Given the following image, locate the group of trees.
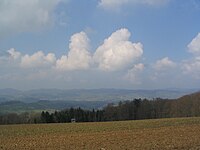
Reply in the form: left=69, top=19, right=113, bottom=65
left=38, top=98, right=174, bottom=123
left=40, top=108, right=104, bottom=123
left=0, top=112, right=40, bottom=124
left=39, top=99, right=148, bottom=123
left=1, top=92, right=200, bottom=124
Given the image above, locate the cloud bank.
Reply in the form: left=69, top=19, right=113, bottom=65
left=2, top=29, right=200, bottom=89
left=0, top=28, right=145, bottom=89
left=2, top=28, right=143, bottom=73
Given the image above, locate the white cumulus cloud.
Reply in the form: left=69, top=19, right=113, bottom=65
left=93, top=28, right=143, bottom=71
left=99, top=0, right=129, bottom=9
left=188, top=33, right=200, bottom=55
left=99, top=0, right=170, bottom=10
left=0, top=0, right=62, bottom=37
left=182, top=33, right=200, bottom=79
left=0, top=48, right=22, bottom=67
left=182, top=57, right=200, bottom=79
left=125, top=63, right=144, bottom=83
left=0, top=28, right=146, bottom=89
left=56, top=32, right=92, bottom=71
left=154, top=57, right=176, bottom=71
left=7, top=48, right=22, bottom=60
left=21, top=51, right=56, bottom=68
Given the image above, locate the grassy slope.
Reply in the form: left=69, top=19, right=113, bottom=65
left=1, top=117, right=200, bottom=150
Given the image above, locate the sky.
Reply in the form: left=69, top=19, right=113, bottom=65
left=0, top=0, right=200, bottom=90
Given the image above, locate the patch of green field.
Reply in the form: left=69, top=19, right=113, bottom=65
left=1, top=117, right=200, bottom=149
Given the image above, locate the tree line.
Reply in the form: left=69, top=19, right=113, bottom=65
left=1, top=94, right=200, bottom=124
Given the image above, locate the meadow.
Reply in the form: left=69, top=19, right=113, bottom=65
left=1, top=117, right=200, bottom=150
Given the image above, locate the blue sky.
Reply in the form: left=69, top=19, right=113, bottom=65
left=0, top=0, right=200, bottom=90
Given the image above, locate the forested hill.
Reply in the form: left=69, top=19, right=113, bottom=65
left=178, top=91, right=200, bottom=101
left=173, top=91, right=200, bottom=117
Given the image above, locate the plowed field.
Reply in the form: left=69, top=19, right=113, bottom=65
left=1, top=117, right=200, bottom=150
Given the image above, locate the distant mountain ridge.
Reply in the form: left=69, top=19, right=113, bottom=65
left=0, top=88, right=22, bottom=95
left=0, top=100, right=108, bottom=114
left=0, top=88, right=197, bottom=103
